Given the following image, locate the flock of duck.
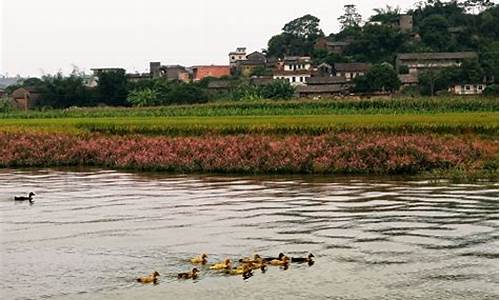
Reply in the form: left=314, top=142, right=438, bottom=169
left=13, top=193, right=315, bottom=284
left=136, top=252, right=315, bottom=284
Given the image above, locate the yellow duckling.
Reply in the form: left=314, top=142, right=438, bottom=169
left=177, top=267, right=200, bottom=279
left=227, top=264, right=252, bottom=276
left=136, top=271, right=160, bottom=284
left=269, top=255, right=290, bottom=266
left=240, top=254, right=262, bottom=264
left=244, top=260, right=267, bottom=273
left=210, top=258, right=232, bottom=270
left=190, top=253, right=208, bottom=265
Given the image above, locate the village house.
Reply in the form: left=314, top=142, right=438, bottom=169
left=333, top=63, right=371, bottom=80
left=228, top=47, right=247, bottom=69
left=395, top=52, right=478, bottom=74
left=273, top=56, right=312, bottom=86
left=297, top=75, right=352, bottom=98
left=236, top=51, right=267, bottom=77
left=192, top=65, right=231, bottom=81
left=398, top=73, right=418, bottom=89
left=11, top=87, right=41, bottom=110
left=449, top=83, right=486, bottom=95
left=159, top=65, right=190, bottom=82
left=314, top=37, right=351, bottom=55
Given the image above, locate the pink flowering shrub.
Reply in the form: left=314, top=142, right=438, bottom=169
left=0, top=132, right=497, bottom=174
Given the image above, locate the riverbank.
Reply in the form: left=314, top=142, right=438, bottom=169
left=0, top=131, right=497, bottom=179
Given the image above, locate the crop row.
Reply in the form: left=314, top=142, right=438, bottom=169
left=1, top=97, right=497, bottom=119
left=0, top=113, right=497, bottom=136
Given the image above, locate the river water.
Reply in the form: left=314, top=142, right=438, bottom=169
left=0, top=169, right=498, bottom=300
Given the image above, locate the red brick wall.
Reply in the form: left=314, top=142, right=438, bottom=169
left=193, top=66, right=230, bottom=80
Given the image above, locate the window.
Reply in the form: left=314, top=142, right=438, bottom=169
left=299, top=77, right=303, bottom=82
left=477, top=85, right=483, bottom=90
left=465, top=85, right=471, bottom=90
left=231, top=56, right=235, bottom=60
left=292, top=77, right=296, bottom=82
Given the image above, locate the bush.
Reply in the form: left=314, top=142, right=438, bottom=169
left=127, top=88, right=160, bottom=107
left=483, top=84, right=499, bottom=96
left=0, top=96, right=15, bottom=112
left=259, top=80, right=295, bottom=100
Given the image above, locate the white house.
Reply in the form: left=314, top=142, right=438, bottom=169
left=273, top=56, right=312, bottom=86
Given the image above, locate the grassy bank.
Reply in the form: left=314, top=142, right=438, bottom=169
left=0, top=112, right=497, bottom=136
left=1, top=97, right=498, bottom=119
left=0, top=132, right=496, bottom=177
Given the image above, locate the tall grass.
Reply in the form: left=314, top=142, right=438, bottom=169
left=0, top=97, right=497, bottom=119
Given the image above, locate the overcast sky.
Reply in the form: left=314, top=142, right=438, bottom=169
left=0, top=0, right=450, bottom=77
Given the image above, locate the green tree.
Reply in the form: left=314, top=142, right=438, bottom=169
left=37, top=73, right=93, bottom=108
left=338, top=4, right=363, bottom=30
left=353, top=64, right=401, bottom=92
left=370, top=5, right=401, bottom=23
left=96, top=69, right=129, bottom=106
left=267, top=15, right=324, bottom=58
left=259, top=80, right=295, bottom=100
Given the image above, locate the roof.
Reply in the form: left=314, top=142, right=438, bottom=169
left=397, top=52, right=478, bottom=60
left=284, top=56, right=311, bottom=64
left=192, top=65, right=230, bottom=69
left=334, top=63, right=371, bottom=72
left=273, top=70, right=312, bottom=76
left=398, top=74, right=418, bottom=84
left=250, top=77, right=274, bottom=86
left=297, top=84, right=349, bottom=93
left=306, top=76, right=348, bottom=85
left=317, top=63, right=332, bottom=69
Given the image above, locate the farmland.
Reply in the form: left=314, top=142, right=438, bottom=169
left=0, top=97, right=498, bottom=178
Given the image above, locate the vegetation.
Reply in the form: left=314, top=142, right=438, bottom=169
left=0, top=131, right=496, bottom=176
left=0, top=112, right=496, bottom=136
left=1, top=97, right=496, bottom=119
left=353, top=64, right=401, bottom=92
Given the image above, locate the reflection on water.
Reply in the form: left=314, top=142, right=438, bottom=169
left=0, top=169, right=497, bottom=300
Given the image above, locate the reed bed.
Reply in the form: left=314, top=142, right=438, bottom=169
left=0, top=131, right=496, bottom=176
left=1, top=97, right=497, bottom=119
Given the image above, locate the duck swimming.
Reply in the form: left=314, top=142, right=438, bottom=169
left=263, top=252, right=285, bottom=262
left=190, top=253, right=208, bottom=265
left=178, top=268, right=199, bottom=279
left=136, top=271, right=160, bottom=284
left=210, top=258, right=231, bottom=270
left=269, top=255, right=290, bottom=266
left=14, top=192, right=35, bottom=202
left=227, top=264, right=253, bottom=279
left=291, top=253, right=315, bottom=264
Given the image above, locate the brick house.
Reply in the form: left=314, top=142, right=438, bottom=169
left=192, top=65, right=231, bottom=81
left=11, top=87, right=41, bottom=110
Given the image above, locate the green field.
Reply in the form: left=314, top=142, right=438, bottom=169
left=1, top=112, right=497, bottom=136
left=1, top=97, right=498, bottom=119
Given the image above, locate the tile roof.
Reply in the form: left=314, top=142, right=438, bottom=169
left=397, top=52, right=477, bottom=60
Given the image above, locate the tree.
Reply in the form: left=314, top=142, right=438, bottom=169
left=338, top=4, right=363, bottom=29
left=283, top=14, right=324, bottom=39
left=259, top=80, right=295, bottom=100
left=96, top=69, right=129, bottom=106
left=353, top=64, right=401, bottom=92
left=370, top=5, right=401, bottom=23
left=266, top=15, right=324, bottom=58
left=420, top=14, right=451, bottom=51
left=37, top=73, right=93, bottom=108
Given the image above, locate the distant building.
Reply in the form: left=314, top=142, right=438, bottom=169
left=159, top=65, right=190, bottom=82
left=297, top=75, right=352, bottom=98
left=395, top=52, right=478, bottom=74
left=91, top=68, right=125, bottom=76
left=236, top=51, right=267, bottom=77
left=11, top=87, right=41, bottom=110
left=398, top=73, right=418, bottom=88
left=397, top=15, right=413, bottom=32
left=333, top=63, right=370, bottom=81
left=449, top=84, right=486, bottom=95
left=273, top=56, right=312, bottom=86
left=314, top=37, right=351, bottom=55
left=229, top=47, right=247, bottom=68
left=192, top=65, right=231, bottom=81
